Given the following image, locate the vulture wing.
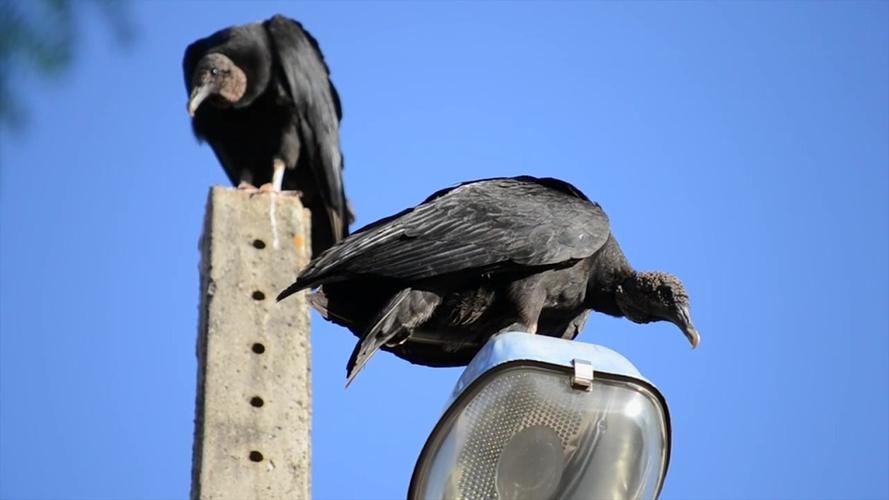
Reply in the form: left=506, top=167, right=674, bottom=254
left=264, top=16, right=348, bottom=241
left=281, top=177, right=610, bottom=298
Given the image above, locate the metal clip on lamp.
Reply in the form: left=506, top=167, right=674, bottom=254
left=409, top=332, right=671, bottom=500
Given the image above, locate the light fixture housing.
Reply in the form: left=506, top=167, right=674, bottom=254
left=409, top=332, right=671, bottom=500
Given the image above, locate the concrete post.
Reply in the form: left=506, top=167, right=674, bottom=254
left=192, top=187, right=312, bottom=500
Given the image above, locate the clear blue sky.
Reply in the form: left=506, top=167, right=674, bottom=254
left=1, top=2, right=887, bottom=499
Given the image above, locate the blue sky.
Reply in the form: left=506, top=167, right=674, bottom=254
left=1, top=1, right=887, bottom=499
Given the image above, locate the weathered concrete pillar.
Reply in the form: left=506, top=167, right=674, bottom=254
left=192, top=187, right=311, bottom=500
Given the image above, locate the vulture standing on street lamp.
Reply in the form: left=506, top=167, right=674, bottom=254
left=278, top=176, right=700, bottom=384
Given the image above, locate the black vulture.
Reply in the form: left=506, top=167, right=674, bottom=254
left=278, top=176, right=700, bottom=384
left=183, top=15, right=352, bottom=254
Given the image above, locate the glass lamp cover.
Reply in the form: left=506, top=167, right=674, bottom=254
left=410, top=362, right=670, bottom=500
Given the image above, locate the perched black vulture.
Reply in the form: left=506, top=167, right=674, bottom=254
left=278, top=176, right=700, bottom=384
left=183, top=15, right=352, bottom=254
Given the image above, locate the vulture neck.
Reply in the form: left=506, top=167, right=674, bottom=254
left=584, top=234, right=635, bottom=318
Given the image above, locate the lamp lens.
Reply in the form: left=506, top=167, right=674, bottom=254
left=495, top=425, right=563, bottom=500
left=412, top=364, right=669, bottom=500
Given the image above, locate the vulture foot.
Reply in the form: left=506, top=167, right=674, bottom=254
left=498, top=323, right=537, bottom=335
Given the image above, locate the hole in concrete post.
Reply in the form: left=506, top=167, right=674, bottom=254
left=252, top=290, right=266, bottom=301
left=250, top=396, right=264, bottom=408
left=252, top=239, right=266, bottom=249
left=252, top=343, right=265, bottom=354
left=249, top=451, right=263, bottom=462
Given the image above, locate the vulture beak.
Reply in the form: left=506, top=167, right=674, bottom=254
left=187, top=85, right=212, bottom=117
left=673, top=304, right=700, bottom=349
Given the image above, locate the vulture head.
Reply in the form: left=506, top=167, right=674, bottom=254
left=187, top=53, right=247, bottom=116
left=615, top=271, right=700, bottom=348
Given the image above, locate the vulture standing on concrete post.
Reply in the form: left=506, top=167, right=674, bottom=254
left=183, top=15, right=352, bottom=254
left=278, top=176, right=700, bottom=384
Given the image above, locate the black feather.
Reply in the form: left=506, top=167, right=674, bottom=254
left=183, top=15, right=352, bottom=255
left=280, top=176, right=700, bottom=382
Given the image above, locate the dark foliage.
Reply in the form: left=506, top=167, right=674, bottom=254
left=0, top=0, right=133, bottom=129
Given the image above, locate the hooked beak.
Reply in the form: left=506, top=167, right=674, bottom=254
left=187, top=85, right=212, bottom=117
left=674, top=304, right=700, bottom=349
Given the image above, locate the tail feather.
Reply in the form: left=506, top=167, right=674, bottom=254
left=307, top=289, right=357, bottom=328
left=345, top=289, right=413, bottom=387
left=307, top=291, right=329, bottom=316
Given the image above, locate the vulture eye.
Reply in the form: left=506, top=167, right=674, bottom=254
left=210, top=68, right=219, bottom=76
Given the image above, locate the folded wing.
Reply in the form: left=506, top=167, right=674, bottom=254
left=283, top=177, right=610, bottom=297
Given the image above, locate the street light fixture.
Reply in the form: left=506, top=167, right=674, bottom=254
left=409, top=332, right=671, bottom=500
